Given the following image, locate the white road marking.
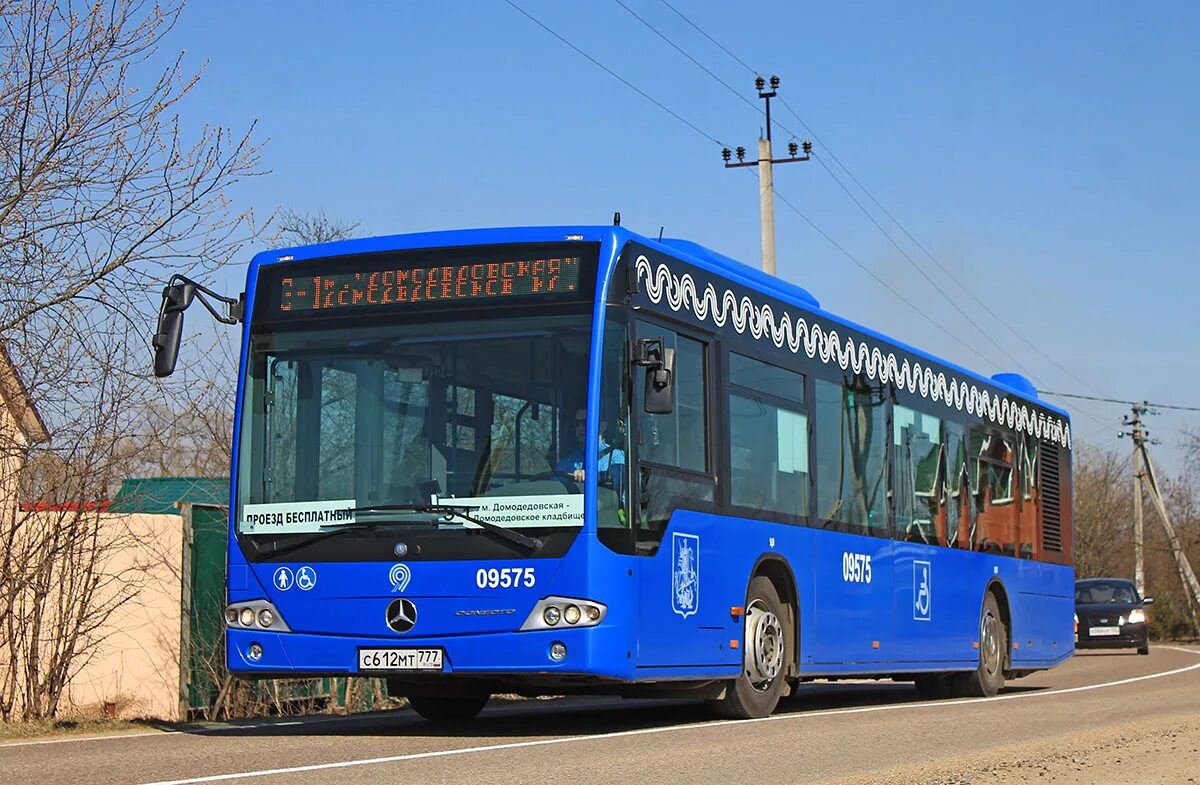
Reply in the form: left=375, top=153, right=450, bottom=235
left=0, top=729, right=183, bottom=748
left=134, top=648, right=1200, bottom=785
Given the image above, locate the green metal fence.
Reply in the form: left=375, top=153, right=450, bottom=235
left=179, top=503, right=391, bottom=719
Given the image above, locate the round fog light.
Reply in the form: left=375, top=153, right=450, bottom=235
left=257, top=609, right=274, bottom=627
left=239, top=607, right=255, bottom=626
left=549, top=642, right=567, bottom=661
left=564, top=605, right=581, bottom=624
left=543, top=606, right=561, bottom=626
left=247, top=642, right=263, bottom=662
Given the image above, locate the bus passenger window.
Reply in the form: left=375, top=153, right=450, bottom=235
left=970, top=428, right=1015, bottom=554
left=728, top=353, right=807, bottom=520
left=944, top=421, right=968, bottom=547
left=893, top=405, right=942, bottom=545
left=814, top=377, right=887, bottom=534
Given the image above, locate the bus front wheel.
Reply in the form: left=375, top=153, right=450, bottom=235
left=406, top=692, right=490, bottom=722
left=712, top=575, right=790, bottom=719
left=952, top=592, right=1007, bottom=698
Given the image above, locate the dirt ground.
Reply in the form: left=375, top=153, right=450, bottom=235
left=840, top=716, right=1200, bottom=785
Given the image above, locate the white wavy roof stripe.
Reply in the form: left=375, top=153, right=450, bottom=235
left=635, top=255, right=1071, bottom=448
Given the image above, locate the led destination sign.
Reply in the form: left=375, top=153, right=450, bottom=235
left=276, top=255, right=583, bottom=315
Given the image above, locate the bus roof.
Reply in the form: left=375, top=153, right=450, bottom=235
left=247, top=224, right=1070, bottom=421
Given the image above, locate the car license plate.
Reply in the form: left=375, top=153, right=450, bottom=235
left=357, top=648, right=443, bottom=671
left=1089, top=626, right=1120, bottom=637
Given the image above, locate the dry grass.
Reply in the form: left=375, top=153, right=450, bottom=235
left=0, top=716, right=165, bottom=740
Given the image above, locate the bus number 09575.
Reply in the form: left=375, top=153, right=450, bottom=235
left=476, top=567, right=536, bottom=589
left=842, top=552, right=872, bottom=584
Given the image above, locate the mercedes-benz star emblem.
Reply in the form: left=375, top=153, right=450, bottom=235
left=386, top=598, right=417, bottom=633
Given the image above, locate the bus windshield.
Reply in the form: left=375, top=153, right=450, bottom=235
left=235, top=313, right=598, bottom=560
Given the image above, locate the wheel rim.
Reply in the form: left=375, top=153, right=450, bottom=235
left=744, top=600, right=785, bottom=691
left=980, top=610, right=1001, bottom=678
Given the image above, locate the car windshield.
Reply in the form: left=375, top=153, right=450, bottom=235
left=236, top=313, right=598, bottom=545
left=1076, top=582, right=1138, bottom=604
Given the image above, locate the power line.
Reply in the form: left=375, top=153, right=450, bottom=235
left=623, top=1, right=1037, bottom=383
left=1042, top=391, right=1200, bottom=413
left=808, top=152, right=1040, bottom=383
left=502, top=0, right=727, bottom=148
left=768, top=176, right=1005, bottom=372
left=647, top=0, right=1106, bottom=398
left=611, top=0, right=761, bottom=119
left=791, top=111, right=1107, bottom=398
left=656, top=0, right=760, bottom=77
left=506, top=0, right=1098, bottom=417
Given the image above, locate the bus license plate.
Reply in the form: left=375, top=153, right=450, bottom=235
left=358, top=648, right=444, bottom=671
left=1089, top=626, right=1120, bottom=637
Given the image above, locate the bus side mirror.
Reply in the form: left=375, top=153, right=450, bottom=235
left=633, top=338, right=675, bottom=415
left=152, top=282, right=197, bottom=378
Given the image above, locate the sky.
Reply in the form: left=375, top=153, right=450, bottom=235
left=161, top=0, right=1200, bottom=474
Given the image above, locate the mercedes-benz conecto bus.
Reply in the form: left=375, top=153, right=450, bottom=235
left=153, top=225, right=1074, bottom=721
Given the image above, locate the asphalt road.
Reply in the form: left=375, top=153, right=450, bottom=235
left=4, top=646, right=1199, bottom=785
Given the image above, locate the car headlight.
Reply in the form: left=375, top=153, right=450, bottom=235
left=1126, top=609, right=1146, bottom=624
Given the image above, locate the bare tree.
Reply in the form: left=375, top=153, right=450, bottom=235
left=0, top=0, right=264, bottom=334
left=0, top=0, right=263, bottom=720
left=1072, top=444, right=1133, bottom=580
left=275, top=208, right=359, bottom=246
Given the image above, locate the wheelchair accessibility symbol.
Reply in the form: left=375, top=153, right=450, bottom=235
left=296, top=565, right=317, bottom=591
left=913, top=560, right=932, bottom=621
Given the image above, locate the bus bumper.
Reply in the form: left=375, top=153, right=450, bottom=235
left=226, top=624, right=633, bottom=681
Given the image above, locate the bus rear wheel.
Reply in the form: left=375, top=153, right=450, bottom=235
left=951, top=592, right=1007, bottom=698
left=406, top=692, right=490, bottom=722
left=712, top=575, right=790, bottom=719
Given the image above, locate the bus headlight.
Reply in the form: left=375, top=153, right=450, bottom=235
left=522, top=597, right=607, bottom=631
left=225, top=600, right=291, bottom=632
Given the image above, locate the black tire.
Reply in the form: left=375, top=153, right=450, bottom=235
left=951, top=592, right=1007, bottom=698
left=406, top=692, right=490, bottom=722
left=711, top=575, right=791, bottom=719
left=1138, top=642, right=1150, bottom=656
left=914, top=674, right=952, bottom=699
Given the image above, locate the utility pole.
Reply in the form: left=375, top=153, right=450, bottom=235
left=1122, top=403, right=1200, bottom=633
left=1125, top=404, right=1147, bottom=596
left=722, top=76, right=811, bottom=276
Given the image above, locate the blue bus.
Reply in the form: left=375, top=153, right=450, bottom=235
left=153, top=225, right=1074, bottom=721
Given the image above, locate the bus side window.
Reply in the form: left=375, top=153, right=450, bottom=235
left=728, top=353, right=807, bottom=521
left=944, top=421, right=968, bottom=547
left=814, top=376, right=887, bottom=535
left=970, top=427, right=1015, bottom=554
left=893, top=405, right=943, bottom=545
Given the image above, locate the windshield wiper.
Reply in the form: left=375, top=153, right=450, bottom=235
left=349, top=503, right=542, bottom=553
left=253, top=502, right=541, bottom=560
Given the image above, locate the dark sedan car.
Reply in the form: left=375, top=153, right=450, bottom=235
left=1075, top=578, right=1152, bottom=655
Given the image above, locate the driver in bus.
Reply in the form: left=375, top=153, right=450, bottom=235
left=556, top=407, right=625, bottom=487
